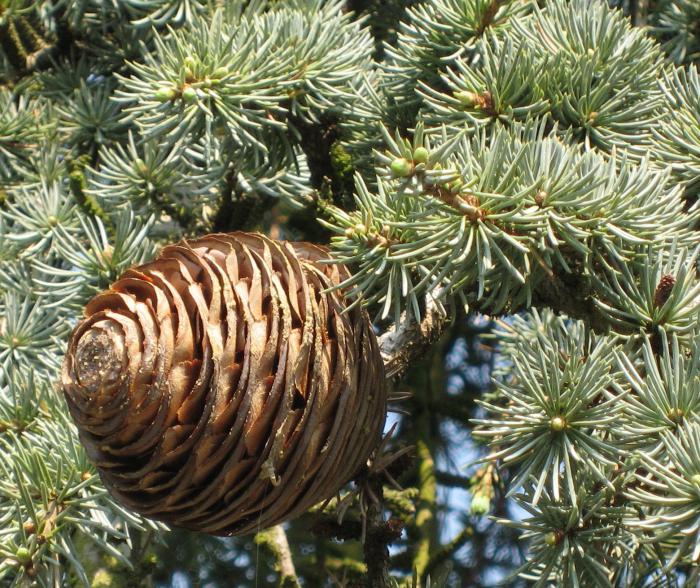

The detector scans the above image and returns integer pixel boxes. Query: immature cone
[62,232,386,535]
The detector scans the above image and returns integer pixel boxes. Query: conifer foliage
[1,0,700,585]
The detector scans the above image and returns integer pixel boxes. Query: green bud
[550,416,566,432]
[390,157,412,178]
[15,547,31,564]
[454,90,479,108]
[183,56,197,72]
[544,532,560,547]
[91,569,116,588]
[470,493,490,516]
[212,67,228,79]
[691,474,700,486]
[667,407,685,423]
[413,146,429,165]
[154,86,176,102]
[181,86,197,103]
[134,158,148,176]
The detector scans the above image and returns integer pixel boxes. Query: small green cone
[15,547,31,565]
[413,146,429,165]
[181,86,197,103]
[470,493,490,516]
[550,416,566,432]
[390,157,412,178]
[454,90,479,108]
[544,532,560,547]
[183,56,197,76]
[154,86,176,102]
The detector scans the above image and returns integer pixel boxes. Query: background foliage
[1,0,700,586]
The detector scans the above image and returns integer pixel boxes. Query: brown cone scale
[62,232,386,535]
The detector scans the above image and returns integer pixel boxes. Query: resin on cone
[62,232,386,535]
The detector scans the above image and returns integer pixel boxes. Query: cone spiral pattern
[62,232,386,535]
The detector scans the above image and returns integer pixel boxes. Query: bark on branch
[378,294,450,380]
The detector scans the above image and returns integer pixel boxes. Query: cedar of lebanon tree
[1,0,700,586]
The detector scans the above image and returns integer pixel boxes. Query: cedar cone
[654,274,676,309]
[62,232,386,535]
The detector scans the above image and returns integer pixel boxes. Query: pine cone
[62,232,386,535]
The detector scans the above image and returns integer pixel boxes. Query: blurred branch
[254,525,300,588]
[411,345,444,581]
[435,471,471,488]
[412,435,436,579]
[425,524,475,577]
[629,0,648,26]
[310,516,363,541]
